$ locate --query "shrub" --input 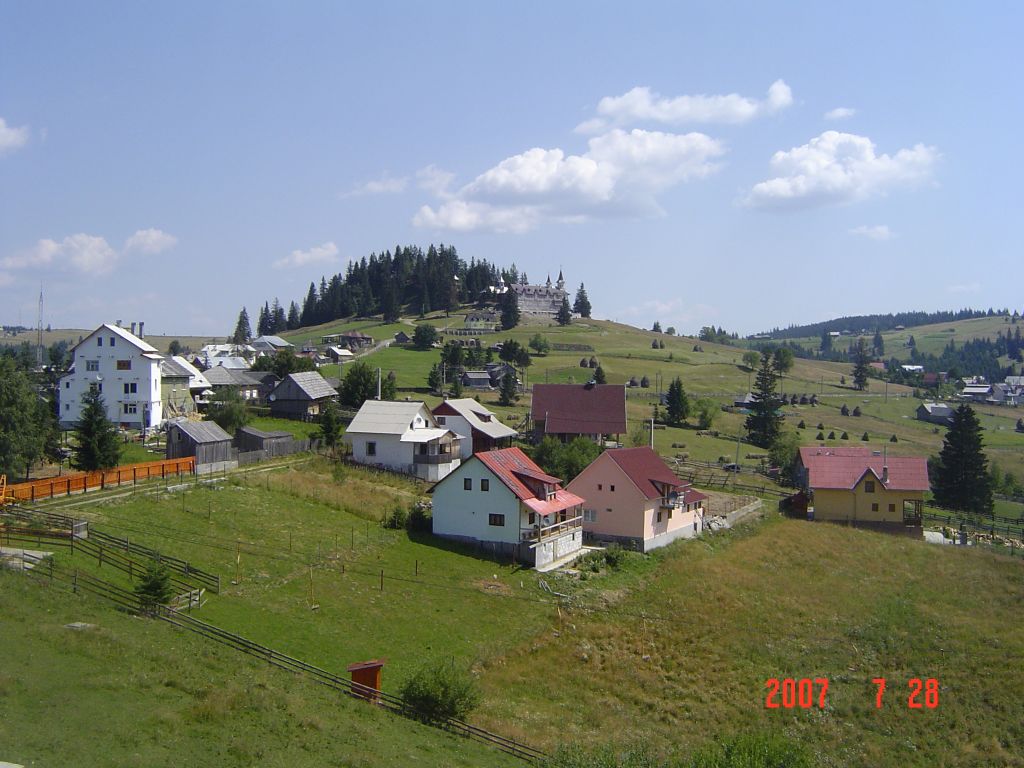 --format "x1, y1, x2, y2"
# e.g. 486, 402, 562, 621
399, 658, 480, 722
797, 420, 806, 429
134, 560, 173, 614
602, 543, 625, 569
840, 404, 849, 416
816, 422, 824, 430
890, 434, 899, 442
383, 505, 409, 530
852, 406, 862, 417
407, 502, 432, 533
